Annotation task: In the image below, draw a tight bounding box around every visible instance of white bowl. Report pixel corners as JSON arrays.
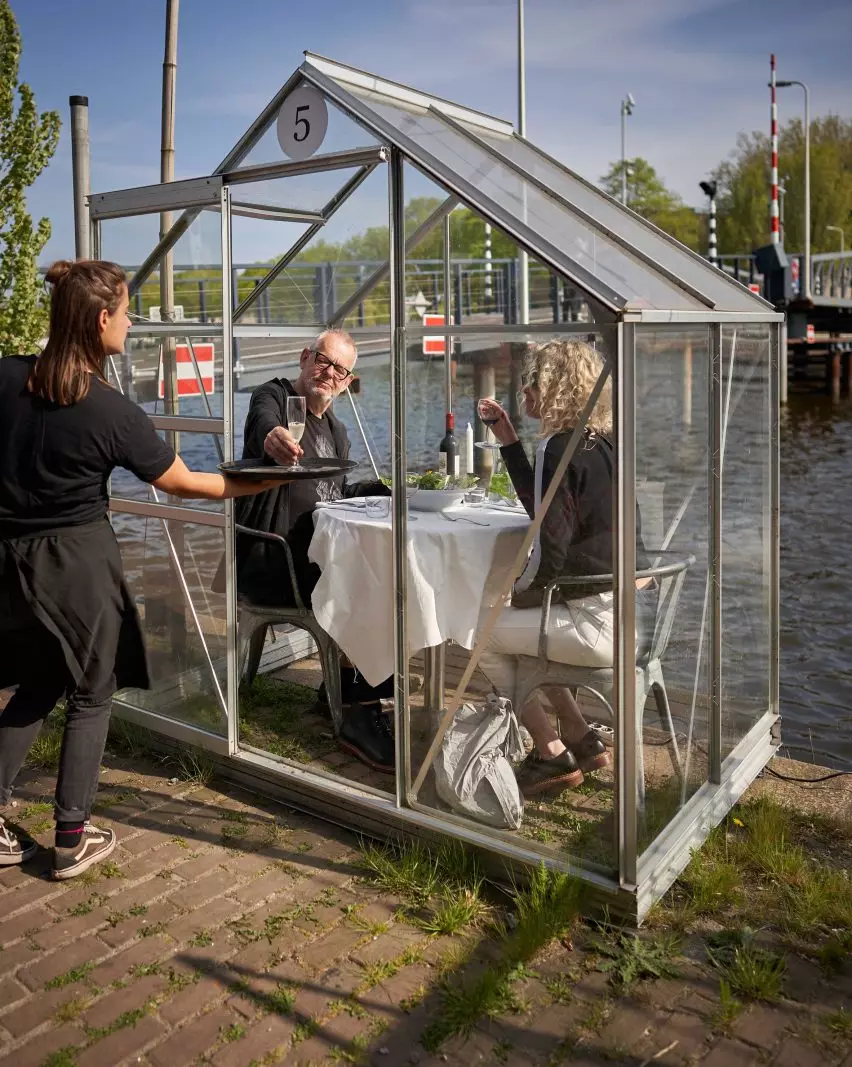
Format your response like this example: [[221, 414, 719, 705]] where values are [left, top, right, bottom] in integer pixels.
[[408, 488, 466, 512]]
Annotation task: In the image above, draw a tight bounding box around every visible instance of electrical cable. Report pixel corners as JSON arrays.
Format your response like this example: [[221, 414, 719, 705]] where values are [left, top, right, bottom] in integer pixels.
[[761, 765, 852, 784]]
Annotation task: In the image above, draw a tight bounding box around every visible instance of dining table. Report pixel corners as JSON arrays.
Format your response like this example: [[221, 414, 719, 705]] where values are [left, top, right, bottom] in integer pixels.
[[308, 497, 529, 711]]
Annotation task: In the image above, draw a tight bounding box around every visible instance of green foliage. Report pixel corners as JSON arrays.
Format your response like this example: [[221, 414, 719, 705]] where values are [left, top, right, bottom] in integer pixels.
[[600, 157, 701, 249], [587, 928, 681, 991], [713, 117, 852, 254], [706, 928, 786, 1001], [0, 1, 60, 354]]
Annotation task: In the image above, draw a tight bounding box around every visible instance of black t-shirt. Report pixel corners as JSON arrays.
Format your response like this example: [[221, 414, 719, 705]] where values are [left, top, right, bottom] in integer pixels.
[[0, 355, 176, 538], [286, 409, 345, 526]]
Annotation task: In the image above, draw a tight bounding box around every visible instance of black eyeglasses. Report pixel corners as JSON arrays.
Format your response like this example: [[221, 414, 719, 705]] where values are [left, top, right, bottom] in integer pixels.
[[309, 348, 353, 382]]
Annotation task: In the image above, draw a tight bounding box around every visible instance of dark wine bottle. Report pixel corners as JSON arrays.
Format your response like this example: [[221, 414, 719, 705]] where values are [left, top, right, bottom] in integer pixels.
[[439, 413, 460, 479]]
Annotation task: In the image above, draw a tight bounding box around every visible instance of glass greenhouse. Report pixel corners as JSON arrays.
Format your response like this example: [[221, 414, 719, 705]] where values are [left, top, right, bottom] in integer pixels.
[[90, 54, 782, 920]]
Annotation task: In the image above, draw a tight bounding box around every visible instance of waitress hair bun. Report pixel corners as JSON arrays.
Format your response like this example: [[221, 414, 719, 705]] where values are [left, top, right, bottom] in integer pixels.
[[44, 260, 74, 286]]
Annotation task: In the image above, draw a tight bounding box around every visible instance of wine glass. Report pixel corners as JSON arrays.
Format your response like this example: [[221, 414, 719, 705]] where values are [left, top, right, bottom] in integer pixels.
[[286, 395, 306, 470]]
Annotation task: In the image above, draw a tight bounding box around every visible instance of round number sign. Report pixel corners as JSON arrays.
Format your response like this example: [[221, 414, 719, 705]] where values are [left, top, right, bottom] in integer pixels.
[[276, 85, 328, 161]]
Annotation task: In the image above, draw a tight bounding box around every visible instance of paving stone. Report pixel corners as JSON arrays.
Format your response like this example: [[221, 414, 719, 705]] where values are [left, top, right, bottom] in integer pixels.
[[210, 1014, 294, 1067], [80, 973, 167, 1030], [298, 923, 366, 970], [18, 933, 110, 991], [733, 1002, 799, 1049], [701, 1036, 765, 1066], [773, 1037, 835, 1067], [0, 976, 28, 1011], [98, 898, 182, 948], [158, 974, 231, 1026], [76, 1014, 166, 1067], [88, 934, 172, 987], [169, 849, 226, 882], [147, 1007, 234, 1067], [173, 868, 237, 909], [0, 940, 44, 979], [0, 908, 53, 948], [231, 869, 298, 907], [350, 929, 426, 969], [163, 893, 244, 944], [1, 983, 91, 1038], [0, 1023, 81, 1067], [648, 1011, 713, 1065]]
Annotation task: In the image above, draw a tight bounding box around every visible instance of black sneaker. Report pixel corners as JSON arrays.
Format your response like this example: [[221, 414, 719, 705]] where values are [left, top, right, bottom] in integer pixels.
[[515, 749, 584, 797], [0, 816, 38, 866], [53, 822, 116, 881], [566, 730, 613, 773], [338, 703, 395, 774]]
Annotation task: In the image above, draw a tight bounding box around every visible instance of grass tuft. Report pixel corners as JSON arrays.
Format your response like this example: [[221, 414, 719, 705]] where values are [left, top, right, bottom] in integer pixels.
[[706, 929, 786, 1001]]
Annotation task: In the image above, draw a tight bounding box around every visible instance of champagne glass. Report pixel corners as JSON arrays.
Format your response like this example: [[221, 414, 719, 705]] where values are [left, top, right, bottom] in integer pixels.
[[286, 395, 306, 470]]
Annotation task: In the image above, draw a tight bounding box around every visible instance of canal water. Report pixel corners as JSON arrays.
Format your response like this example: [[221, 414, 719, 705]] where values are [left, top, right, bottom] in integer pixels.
[[117, 359, 852, 772]]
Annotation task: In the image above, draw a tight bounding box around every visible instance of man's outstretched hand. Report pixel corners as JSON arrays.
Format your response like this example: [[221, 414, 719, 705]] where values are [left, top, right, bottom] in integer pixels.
[[264, 426, 304, 465]]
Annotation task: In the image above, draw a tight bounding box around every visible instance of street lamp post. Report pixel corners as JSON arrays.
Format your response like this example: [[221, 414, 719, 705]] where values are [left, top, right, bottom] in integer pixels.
[[777, 78, 810, 299], [699, 180, 718, 265], [826, 226, 845, 253], [620, 94, 635, 205]]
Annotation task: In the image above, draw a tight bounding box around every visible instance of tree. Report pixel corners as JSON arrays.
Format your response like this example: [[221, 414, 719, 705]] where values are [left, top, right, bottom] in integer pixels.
[[713, 117, 852, 255], [600, 158, 701, 250], [0, 0, 60, 354]]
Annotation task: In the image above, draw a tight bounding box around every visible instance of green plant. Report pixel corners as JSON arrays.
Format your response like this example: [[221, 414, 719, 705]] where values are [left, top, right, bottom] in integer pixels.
[[826, 1008, 852, 1037], [20, 800, 52, 819], [222, 1023, 246, 1042], [711, 979, 744, 1031], [40, 1049, 78, 1067], [264, 983, 296, 1015], [54, 997, 88, 1023], [587, 928, 681, 991], [175, 747, 215, 786], [416, 889, 484, 936], [45, 962, 94, 990], [0, 0, 61, 354], [189, 929, 213, 947], [706, 929, 786, 1002]]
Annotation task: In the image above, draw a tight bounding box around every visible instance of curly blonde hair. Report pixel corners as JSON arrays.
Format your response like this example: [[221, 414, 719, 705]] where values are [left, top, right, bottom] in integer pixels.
[[524, 339, 612, 437]]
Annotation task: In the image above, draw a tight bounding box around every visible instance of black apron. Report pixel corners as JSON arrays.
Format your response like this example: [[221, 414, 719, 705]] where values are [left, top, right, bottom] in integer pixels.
[[0, 518, 149, 699]]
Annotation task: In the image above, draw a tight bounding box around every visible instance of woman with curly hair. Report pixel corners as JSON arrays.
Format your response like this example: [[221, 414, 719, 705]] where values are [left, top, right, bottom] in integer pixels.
[[479, 339, 651, 797]]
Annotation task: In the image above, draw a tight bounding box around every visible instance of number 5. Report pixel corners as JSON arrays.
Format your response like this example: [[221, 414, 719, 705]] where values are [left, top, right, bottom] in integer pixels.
[[294, 105, 310, 143]]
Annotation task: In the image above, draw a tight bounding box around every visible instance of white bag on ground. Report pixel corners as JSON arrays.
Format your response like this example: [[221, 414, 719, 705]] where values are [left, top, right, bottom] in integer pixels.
[[434, 692, 526, 829]]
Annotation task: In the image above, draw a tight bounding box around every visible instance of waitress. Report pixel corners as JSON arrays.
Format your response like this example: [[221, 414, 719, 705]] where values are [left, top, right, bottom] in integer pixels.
[[0, 259, 279, 881]]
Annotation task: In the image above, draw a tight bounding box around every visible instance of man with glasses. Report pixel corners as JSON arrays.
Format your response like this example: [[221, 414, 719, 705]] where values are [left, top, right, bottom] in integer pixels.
[[234, 329, 394, 770]]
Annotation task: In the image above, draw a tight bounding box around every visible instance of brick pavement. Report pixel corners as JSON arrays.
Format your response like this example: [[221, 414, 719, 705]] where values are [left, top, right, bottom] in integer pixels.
[[0, 757, 847, 1067]]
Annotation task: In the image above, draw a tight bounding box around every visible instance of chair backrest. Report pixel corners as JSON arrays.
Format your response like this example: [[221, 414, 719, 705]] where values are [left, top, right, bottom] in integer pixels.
[[640, 551, 695, 666]]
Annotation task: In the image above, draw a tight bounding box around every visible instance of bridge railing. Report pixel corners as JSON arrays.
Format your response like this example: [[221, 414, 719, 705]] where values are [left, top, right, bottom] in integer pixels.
[[46, 258, 591, 327]]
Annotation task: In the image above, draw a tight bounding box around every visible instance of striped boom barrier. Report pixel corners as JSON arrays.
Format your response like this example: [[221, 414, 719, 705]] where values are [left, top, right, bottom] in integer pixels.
[[770, 54, 779, 245]]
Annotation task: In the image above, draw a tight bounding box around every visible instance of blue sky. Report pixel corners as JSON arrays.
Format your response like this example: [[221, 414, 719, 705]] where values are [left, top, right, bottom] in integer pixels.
[[13, 0, 852, 265]]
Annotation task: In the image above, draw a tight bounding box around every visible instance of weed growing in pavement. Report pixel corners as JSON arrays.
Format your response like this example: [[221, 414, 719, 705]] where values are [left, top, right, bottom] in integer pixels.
[[67, 894, 106, 917], [28, 817, 52, 834], [264, 983, 296, 1015], [706, 928, 786, 1001], [85, 1004, 152, 1041], [98, 861, 124, 880], [826, 1008, 852, 1037], [420, 865, 583, 1052], [20, 800, 53, 818], [543, 975, 575, 1004], [586, 927, 681, 991], [41, 1048, 79, 1067], [221, 1023, 246, 1042], [175, 747, 215, 787], [54, 997, 89, 1023], [105, 718, 161, 761], [137, 921, 169, 939], [189, 929, 213, 947], [711, 979, 744, 1031], [358, 837, 483, 911], [27, 707, 65, 770], [291, 1018, 319, 1044], [415, 889, 485, 936], [46, 962, 94, 990]]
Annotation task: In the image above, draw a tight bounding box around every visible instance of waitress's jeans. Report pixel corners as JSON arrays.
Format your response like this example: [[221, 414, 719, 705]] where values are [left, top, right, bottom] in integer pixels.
[[0, 621, 112, 826]]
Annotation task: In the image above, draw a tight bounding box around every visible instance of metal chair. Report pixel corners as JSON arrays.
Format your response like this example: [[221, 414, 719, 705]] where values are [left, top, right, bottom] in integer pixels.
[[512, 551, 695, 809], [235, 523, 343, 736]]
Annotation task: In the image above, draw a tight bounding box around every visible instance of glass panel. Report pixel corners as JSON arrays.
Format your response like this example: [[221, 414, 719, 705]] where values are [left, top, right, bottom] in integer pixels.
[[113, 516, 228, 735], [100, 209, 224, 325], [404, 163, 601, 330], [231, 328, 393, 793], [633, 326, 712, 851], [236, 81, 379, 170], [405, 327, 619, 876], [474, 131, 760, 313], [109, 429, 224, 517], [108, 329, 226, 419], [232, 167, 390, 326], [721, 324, 772, 754], [343, 86, 703, 311]]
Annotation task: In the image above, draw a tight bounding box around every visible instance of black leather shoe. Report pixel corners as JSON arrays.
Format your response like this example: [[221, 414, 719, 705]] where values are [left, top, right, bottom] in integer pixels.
[[567, 730, 612, 772], [338, 702, 395, 773], [515, 749, 584, 797]]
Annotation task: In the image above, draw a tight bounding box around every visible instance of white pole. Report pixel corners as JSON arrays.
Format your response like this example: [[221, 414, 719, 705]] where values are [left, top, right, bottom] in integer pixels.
[[621, 101, 627, 205], [484, 221, 493, 303], [517, 0, 529, 325], [803, 82, 811, 300]]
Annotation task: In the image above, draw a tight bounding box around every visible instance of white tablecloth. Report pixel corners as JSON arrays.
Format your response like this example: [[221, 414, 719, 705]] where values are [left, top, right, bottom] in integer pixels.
[[308, 502, 529, 686]]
